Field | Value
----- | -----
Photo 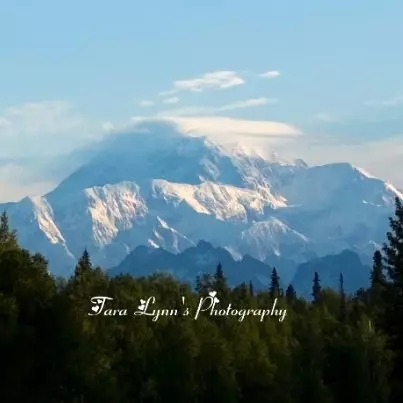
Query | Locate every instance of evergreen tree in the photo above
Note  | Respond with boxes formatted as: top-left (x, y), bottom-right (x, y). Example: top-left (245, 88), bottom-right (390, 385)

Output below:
top-left (286, 284), bottom-right (297, 302)
top-left (69, 248), bottom-right (97, 301)
top-left (232, 282), bottom-right (249, 305)
top-left (269, 267), bottom-right (280, 299)
top-left (196, 272), bottom-right (213, 295)
top-left (248, 280), bottom-right (254, 297)
top-left (75, 248), bottom-right (92, 276)
top-left (371, 250), bottom-right (386, 287)
top-left (214, 262), bottom-right (226, 290)
top-left (312, 272), bottom-right (322, 303)
top-left (339, 273), bottom-right (345, 296)
top-left (0, 211), bottom-right (18, 250)
top-left (213, 262), bottom-right (230, 304)
top-left (339, 273), bottom-right (347, 322)
top-left (0, 220), bottom-right (60, 402)
top-left (2, 201), bottom-right (403, 402)
top-left (369, 250), bottom-right (387, 325)
top-left (383, 197), bottom-right (403, 287)
top-left (195, 274), bottom-right (201, 291)
top-left (382, 197), bottom-right (403, 402)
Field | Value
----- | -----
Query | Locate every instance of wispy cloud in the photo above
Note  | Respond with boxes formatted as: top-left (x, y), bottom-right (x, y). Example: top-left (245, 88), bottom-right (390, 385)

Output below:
top-left (163, 97), bottom-right (180, 104)
top-left (131, 116), bottom-right (301, 140)
top-left (1, 101), bottom-right (81, 135)
top-left (158, 90), bottom-right (176, 97)
top-left (156, 106), bottom-right (210, 117)
top-left (139, 100), bottom-right (154, 107)
top-left (159, 71), bottom-right (244, 95)
top-left (0, 163), bottom-right (56, 202)
top-left (156, 97), bottom-right (276, 117)
top-left (0, 101), bottom-right (104, 159)
top-left (0, 100), bottom-right (110, 200)
top-left (364, 95), bottom-right (403, 107)
top-left (218, 97), bottom-right (277, 111)
top-left (259, 70), bottom-right (280, 79)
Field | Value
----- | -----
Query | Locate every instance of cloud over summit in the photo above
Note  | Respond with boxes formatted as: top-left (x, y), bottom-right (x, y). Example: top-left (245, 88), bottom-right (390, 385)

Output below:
top-left (219, 97), bottom-right (277, 111)
top-left (168, 71), bottom-right (244, 93)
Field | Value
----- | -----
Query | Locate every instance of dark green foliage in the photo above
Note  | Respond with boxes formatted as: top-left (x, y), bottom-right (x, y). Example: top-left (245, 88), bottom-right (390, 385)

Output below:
top-left (0, 211), bottom-right (18, 250)
top-left (369, 250), bottom-right (388, 327)
top-left (269, 267), bottom-right (281, 299)
top-left (339, 272), bottom-right (348, 322)
top-left (248, 280), bottom-right (254, 297)
top-left (381, 197), bottom-right (403, 402)
top-left (286, 284), bottom-right (297, 302)
top-left (0, 207), bottom-right (403, 402)
top-left (214, 262), bottom-right (229, 299)
top-left (196, 272), bottom-right (213, 295)
top-left (312, 271), bottom-right (321, 303)
top-left (371, 250), bottom-right (386, 286)
top-left (383, 197), bottom-right (403, 285)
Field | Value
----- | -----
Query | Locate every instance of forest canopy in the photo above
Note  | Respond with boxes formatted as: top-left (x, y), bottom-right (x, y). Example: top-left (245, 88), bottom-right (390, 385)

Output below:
top-left (1, 198), bottom-right (403, 403)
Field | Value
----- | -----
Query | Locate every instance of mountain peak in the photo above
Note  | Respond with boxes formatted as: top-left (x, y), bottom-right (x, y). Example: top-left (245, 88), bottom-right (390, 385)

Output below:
top-left (196, 240), bottom-right (214, 250)
top-left (3, 118), bottom-right (402, 279)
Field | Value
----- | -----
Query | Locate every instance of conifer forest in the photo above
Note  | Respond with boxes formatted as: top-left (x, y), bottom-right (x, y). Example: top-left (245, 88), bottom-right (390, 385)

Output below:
top-left (1, 198), bottom-right (403, 403)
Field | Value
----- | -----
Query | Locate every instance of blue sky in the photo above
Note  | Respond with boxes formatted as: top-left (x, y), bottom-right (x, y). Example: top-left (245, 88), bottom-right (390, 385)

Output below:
top-left (1, 0), bottom-right (403, 200)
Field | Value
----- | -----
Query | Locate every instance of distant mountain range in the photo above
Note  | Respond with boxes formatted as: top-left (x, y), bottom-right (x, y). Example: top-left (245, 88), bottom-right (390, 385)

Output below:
top-left (109, 240), bottom-right (274, 288)
top-left (291, 249), bottom-right (370, 297)
top-left (109, 240), bottom-right (371, 296)
top-left (1, 119), bottom-right (401, 283)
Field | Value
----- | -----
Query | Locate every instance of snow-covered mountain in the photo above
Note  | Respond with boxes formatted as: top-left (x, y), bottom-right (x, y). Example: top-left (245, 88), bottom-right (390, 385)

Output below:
top-left (1, 119), bottom-right (402, 279)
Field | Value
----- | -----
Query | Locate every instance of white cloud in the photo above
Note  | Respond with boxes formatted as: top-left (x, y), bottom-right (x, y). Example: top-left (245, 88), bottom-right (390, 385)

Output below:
top-left (131, 115), bottom-right (403, 188)
top-left (156, 106), bottom-right (210, 117)
top-left (127, 116), bottom-right (303, 167)
top-left (364, 95), bottom-right (403, 107)
top-left (260, 70), bottom-right (280, 79)
top-left (218, 97), bottom-right (277, 111)
top-left (0, 101), bottom-right (101, 159)
top-left (0, 100), bottom-right (112, 201)
top-left (0, 163), bottom-right (56, 202)
top-left (163, 97), bottom-right (180, 104)
top-left (131, 116), bottom-right (301, 141)
top-left (172, 71), bottom-right (244, 93)
top-left (1, 101), bottom-right (81, 136)
top-left (165, 116), bottom-right (300, 137)
top-left (139, 100), bottom-right (154, 107)
top-left (157, 97), bottom-right (277, 117)
top-left (3, 102), bottom-right (403, 202)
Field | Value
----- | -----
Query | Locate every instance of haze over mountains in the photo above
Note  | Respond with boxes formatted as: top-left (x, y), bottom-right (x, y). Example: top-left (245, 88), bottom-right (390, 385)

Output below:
top-left (1, 119), bottom-right (402, 285)
top-left (110, 240), bottom-right (371, 298)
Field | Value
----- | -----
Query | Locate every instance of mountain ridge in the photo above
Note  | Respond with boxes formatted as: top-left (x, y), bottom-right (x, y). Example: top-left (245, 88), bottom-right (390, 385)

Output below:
top-left (109, 240), bottom-right (280, 289)
top-left (1, 120), bottom-right (401, 279)
top-left (110, 240), bottom-right (369, 294)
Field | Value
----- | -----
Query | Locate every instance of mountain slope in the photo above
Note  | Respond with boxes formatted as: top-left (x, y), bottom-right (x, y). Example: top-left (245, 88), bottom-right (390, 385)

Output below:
top-left (109, 240), bottom-right (277, 289)
top-left (291, 249), bottom-right (371, 298)
top-left (1, 119), bottom-right (401, 279)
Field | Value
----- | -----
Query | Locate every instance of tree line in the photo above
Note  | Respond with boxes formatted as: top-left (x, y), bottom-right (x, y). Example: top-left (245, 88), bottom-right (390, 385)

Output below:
top-left (0, 198), bottom-right (403, 402)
